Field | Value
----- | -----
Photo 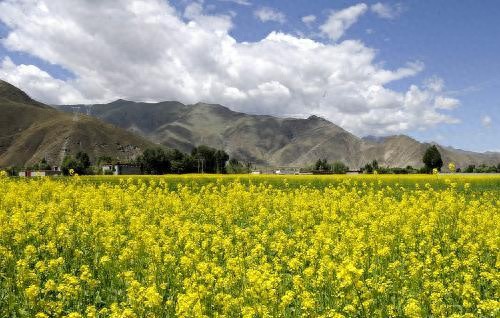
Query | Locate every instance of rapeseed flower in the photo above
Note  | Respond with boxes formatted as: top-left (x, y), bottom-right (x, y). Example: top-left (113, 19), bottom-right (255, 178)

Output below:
top-left (0, 174), bottom-right (498, 316)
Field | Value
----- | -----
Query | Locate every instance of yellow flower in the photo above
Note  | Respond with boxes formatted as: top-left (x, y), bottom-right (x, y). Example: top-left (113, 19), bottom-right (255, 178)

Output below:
top-left (448, 162), bottom-right (456, 172)
top-left (25, 284), bottom-right (39, 303)
top-left (0, 174), bottom-right (498, 317)
top-left (144, 285), bottom-right (162, 308)
top-left (404, 299), bottom-right (421, 318)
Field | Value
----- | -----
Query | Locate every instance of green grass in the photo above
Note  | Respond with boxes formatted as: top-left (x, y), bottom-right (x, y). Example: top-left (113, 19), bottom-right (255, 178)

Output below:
top-left (70, 174), bottom-right (500, 192)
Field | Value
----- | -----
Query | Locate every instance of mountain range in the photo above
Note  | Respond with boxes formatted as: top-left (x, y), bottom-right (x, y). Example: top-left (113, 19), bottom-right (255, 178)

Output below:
top-left (56, 99), bottom-right (500, 170)
top-left (1, 79), bottom-right (498, 170)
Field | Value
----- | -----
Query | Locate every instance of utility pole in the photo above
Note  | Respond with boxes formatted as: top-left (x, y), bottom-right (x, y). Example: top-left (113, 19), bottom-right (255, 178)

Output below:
top-left (197, 158), bottom-right (205, 174)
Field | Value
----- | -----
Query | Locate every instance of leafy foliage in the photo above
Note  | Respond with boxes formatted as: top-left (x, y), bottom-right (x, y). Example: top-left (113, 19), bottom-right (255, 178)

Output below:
top-left (61, 151), bottom-right (91, 175)
top-left (313, 159), bottom-right (349, 174)
top-left (137, 146), bottom-right (230, 175)
top-left (422, 145), bottom-right (443, 172)
top-left (137, 148), bottom-right (171, 175)
top-left (191, 145), bottom-right (229, 174)
top-left (331, 161), bottom-right (349, 174)
top-left (226, 158), bottom-right (249, 174)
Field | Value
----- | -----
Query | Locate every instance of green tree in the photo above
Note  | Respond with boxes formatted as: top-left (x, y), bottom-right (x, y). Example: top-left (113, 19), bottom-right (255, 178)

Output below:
top-left (464, 164), bottom-right (475, 173)
top-left (61, 155), bottom-right (77, 176)
top-left (226, 158), bottom-right (248, 174)
top-left (422, 145), bottom-right (443, 173)
top-left (5, 166), bottom-right (19, 176)
top-left (332, 161), bottom-right (348, 174)
top-left (167, 149), bottom-right (190, 174)
top-left (31, 158), bottom-right (51, 171)
top-left (314, 159), bottom-right (330, 171)
top-left (214, 150), bottom-right (230, 174)
top-left (61, 151), bottom-right (92, 175)
top-left (138, 148), bottom-right (170, 175)
top-left (363, 160), bottom-right (379, 174)
top-left (96, 155), bottom-right (113, 166)
top-left (192, 145), bottom-right (215, 173)
top-left (76, 152), bottom-right (91, 172)
top-left (191, 145), bottom-right (229, 173)
top-left (363, 163), bottom-right (373, 174)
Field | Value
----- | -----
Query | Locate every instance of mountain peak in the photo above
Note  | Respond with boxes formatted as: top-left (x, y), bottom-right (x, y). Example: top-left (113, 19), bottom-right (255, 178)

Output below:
top-left (109, 98), bottom-right (134, 104)
top-left (191, 102), bottom-right (234, 113)
top-left (307, 115), bottom-right (326, 121)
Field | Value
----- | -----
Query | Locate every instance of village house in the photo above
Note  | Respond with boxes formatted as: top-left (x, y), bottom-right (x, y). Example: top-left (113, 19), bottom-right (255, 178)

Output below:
top-left (274, 169), bottom-right (300, 175)
top-left (19, 167), bottom-right (62, 177)
top-left (102, 163), bottom-right (142, 175)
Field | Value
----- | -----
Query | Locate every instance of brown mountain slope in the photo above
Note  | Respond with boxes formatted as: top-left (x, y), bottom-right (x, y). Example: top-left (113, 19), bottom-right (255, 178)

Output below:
top-left (58, 101), bottom-right (361, 166)
top-left (0, 80), bottom-right (156, 168)
top-left (56, 100), bottom-right (500, 170)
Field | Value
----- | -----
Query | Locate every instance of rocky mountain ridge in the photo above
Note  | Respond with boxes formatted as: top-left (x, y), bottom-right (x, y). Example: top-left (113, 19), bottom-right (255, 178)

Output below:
top-left (56, 99), bottom-right (500, 170)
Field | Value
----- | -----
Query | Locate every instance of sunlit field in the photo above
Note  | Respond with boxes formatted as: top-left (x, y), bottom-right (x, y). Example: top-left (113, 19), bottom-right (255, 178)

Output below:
top-left (0, 174), bottom-right (498, 317)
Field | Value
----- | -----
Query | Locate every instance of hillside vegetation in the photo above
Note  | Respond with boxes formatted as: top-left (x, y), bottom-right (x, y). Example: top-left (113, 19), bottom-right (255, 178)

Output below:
top-left (0, 80), bottom-right (155, 168)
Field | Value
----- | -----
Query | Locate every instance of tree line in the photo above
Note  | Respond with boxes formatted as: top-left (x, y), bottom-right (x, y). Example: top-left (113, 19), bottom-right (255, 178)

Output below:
top-left (56, 145), bottom-right (248, 176)
top-left (136, 146), bottom-right (231, 175)
top-left (5, 144), bottom-right (500, 176)
top-left (309, 145), bottom-right (500, 174)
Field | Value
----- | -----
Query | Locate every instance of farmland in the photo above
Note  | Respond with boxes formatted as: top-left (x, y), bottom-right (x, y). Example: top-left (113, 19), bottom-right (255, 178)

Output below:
top-left (0, 174), bottom-right (498, 317)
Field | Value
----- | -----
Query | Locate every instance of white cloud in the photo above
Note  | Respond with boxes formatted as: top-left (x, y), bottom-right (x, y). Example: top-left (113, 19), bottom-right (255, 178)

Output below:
top-left (0, 56), bottom-right (86, 104)
top-left (481, 115), bottom-right (492, 128)
top-left (434, 96), bottom-right (459, 110)
top-left (320, 3), bottom-right (368, 41)
top-left (371, 2), bottom-right (403, 19)
top-left (425, 76), bottom-right (445, 92)
top-left (301, 15), bottom-right (316, 27)
top-left (0, 0), bottom-right (460, 136)
top-left (218, 0), bottom-right (251, 6)
top-left (254, 7), bottom-right (286, 24)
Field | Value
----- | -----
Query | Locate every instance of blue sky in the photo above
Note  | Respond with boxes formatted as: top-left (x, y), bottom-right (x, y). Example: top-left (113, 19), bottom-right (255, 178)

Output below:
top-left (0, 0), bottom-right (498, 152)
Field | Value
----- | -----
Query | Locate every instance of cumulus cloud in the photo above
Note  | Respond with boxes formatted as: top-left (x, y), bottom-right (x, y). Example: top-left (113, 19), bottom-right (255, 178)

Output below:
top-left (320, 3), bottom-right (368, 41)
top-left (254, 7), bottom-right (286, 23)
top-left (371, 2), bottom-right (403, 19)
top-left (481, 115), bottom-right (492, 128)
top-left (0, 0), bottom-right (460, 136)
top-left (0, 56), bottom-right (86, 104)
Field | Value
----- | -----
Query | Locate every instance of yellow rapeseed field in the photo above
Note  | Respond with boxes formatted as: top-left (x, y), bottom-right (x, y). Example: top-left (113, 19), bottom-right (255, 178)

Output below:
top-left (0, 173), bottom-right (498, 317)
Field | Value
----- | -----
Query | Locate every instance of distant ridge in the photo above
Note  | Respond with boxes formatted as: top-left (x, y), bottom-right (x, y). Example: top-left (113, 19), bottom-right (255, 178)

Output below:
top-left (56, 99), bottom-right (500, 170)
top-left (0, 80), bottom-right (156, 167)
top-left (361, 135), bottom-right (387, 144)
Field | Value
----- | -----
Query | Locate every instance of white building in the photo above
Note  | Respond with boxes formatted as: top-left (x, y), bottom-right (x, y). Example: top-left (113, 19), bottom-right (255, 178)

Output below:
top-left (102, 163), bottom-right (141, 175)
top-left (19, 169), bottom-right (62, 177)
